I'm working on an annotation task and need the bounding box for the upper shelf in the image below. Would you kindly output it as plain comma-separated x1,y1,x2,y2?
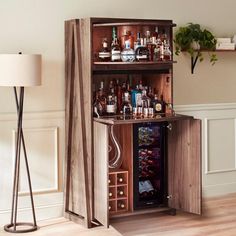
93,22,176,27
93,113,193,125
92,61,177,72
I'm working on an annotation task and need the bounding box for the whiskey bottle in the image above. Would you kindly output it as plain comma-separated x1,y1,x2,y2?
116,79,122,114
152,26,159,44
135,37,149,61
121,30,134,49
152,94,164,113
163,40,172,60
106,94,116,115
111,27,121,62
98,38,111,61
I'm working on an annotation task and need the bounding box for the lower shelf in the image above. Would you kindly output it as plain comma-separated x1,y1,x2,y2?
109,206,170,219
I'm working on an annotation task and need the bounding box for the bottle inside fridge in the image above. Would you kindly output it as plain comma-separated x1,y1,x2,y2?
133,122,166,209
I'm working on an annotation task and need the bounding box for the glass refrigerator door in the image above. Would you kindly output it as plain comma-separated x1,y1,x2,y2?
134,123,165,209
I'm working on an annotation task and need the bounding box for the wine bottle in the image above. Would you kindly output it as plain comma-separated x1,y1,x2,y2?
109,192,113,198
118,202,125,209
118,190,124,196
118,177,123,183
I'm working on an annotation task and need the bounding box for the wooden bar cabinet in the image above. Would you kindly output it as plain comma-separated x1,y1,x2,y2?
64,17,201,228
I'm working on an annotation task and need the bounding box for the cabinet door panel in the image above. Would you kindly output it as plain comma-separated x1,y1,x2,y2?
94,121,109,227
168,119,201,214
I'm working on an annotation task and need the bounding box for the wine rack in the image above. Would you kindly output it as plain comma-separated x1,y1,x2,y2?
108,170,129,214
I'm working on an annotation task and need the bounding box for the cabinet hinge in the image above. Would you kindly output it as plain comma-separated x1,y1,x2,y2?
167,123,172,131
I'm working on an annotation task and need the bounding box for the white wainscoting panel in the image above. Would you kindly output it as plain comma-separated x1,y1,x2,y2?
175,103,236,197
0,111,65,226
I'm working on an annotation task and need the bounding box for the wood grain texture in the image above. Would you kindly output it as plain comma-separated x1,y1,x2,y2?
2,194,235,236
80,18,94,223
168,119,201,214
93,121,109,228
64,19,91,227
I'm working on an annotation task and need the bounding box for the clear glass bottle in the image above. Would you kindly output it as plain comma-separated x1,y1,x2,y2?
98,38,111,61
121,91,132,115
134,32,141,51
93,92,103,117
141,89,151,108
121,40,135,62
152,26,159,44
106,94,116,115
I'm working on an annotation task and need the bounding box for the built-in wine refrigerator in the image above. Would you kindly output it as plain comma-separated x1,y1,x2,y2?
133,122,166,209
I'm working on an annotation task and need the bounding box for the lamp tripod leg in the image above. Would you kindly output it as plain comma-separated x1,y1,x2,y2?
4,87,38,233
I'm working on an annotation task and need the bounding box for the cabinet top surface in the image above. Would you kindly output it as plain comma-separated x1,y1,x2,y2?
94,113,193,125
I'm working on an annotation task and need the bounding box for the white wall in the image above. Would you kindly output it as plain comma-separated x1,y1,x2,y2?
1,0,236,224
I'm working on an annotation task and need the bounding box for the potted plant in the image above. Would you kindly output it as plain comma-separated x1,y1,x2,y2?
174,23,217,68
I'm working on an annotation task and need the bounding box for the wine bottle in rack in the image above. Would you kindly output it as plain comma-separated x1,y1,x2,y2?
109,192,113,198
118,202,126,209
118,190,124,196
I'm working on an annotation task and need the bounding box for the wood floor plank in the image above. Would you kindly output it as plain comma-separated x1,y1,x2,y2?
1,193,236,236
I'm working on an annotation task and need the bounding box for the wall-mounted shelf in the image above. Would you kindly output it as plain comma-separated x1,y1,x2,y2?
190,49,236,74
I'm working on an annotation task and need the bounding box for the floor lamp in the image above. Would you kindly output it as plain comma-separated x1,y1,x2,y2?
0,54,42,233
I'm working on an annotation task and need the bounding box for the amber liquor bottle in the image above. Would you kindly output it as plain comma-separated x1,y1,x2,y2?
98,38,111,61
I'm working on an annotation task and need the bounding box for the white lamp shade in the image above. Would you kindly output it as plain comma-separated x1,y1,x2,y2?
0,54,42,87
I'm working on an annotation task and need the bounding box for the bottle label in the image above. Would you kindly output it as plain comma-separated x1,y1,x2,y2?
111,51,121,61
136,93,142,107
136,55,148,59
144,180,154,192
155,103,162,112
139,181,146,194
99,52,111,59
106,104,115,113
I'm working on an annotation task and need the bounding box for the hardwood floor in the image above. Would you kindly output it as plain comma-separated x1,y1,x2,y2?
1,193,236,236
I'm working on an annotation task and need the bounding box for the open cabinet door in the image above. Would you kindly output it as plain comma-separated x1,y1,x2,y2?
64,19,91,227
168,119,201,214
93,121,109,227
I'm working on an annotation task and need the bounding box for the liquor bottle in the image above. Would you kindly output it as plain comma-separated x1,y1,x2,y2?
111,27,121,62
152,26,159,44
161,29,168,42
135,36,149,61
153,38,162,61
117,202,125,209
116,79,122,114
145,30,151,44
134,32,142,51
163,40,172,60
98,38,111,61
106,94,116,115
98,81,107,114
141,89,151,108
131,85,141,108
121,91,132,115
121,40,135,62
93,92,103,117
152,94,163,113
147,86,155,101
121,30,134,49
